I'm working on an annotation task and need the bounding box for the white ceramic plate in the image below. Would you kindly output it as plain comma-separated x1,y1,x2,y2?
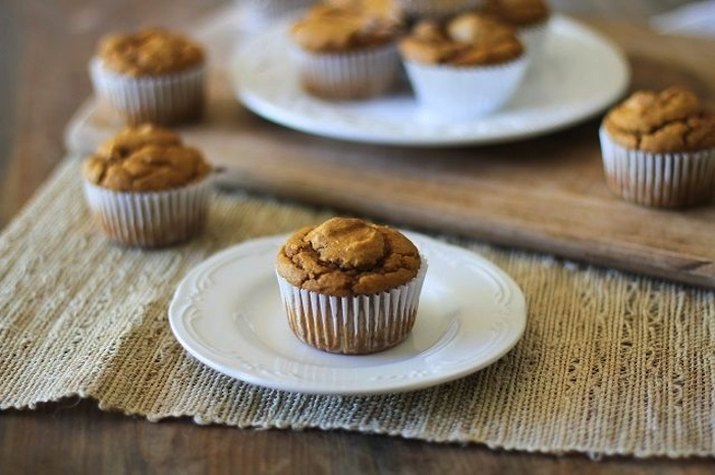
232,15,630,147
169,233,527,395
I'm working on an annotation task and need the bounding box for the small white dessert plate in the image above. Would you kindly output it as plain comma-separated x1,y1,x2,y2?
232,15,630,147
169,233,527,395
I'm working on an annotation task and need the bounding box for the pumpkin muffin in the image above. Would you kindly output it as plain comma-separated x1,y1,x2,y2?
82,124,213,247
486,0,551,57
399,13,527,118
290,1,404,100
600,87,715,207
276,217,427,355
90,28,206,125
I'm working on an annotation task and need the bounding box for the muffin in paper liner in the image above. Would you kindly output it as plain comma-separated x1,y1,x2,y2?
89,58,205,125
599,127,715,208
82,176,213,248
397,0,483,19
276,259,428,355
292,43,402,100
403,55,528,119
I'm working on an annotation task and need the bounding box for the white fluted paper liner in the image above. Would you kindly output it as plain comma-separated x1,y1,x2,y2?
396,0,482,19
89,58,205,125
404,56,528,119
519,19,550,63
599,127,715,208
83,177,212,247
291,43,401,100
277,259,428,355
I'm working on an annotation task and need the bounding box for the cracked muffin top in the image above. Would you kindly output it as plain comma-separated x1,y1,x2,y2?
277,218,421,297
82,124,211,192
485,0,550,27
604,87,715,153
399,13,523,66
291,0,403,53
98,27,205,76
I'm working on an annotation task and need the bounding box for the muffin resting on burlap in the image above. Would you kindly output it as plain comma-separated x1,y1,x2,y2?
82,124,213,247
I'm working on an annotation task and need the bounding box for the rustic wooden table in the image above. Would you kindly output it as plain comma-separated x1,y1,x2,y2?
2,0,714,473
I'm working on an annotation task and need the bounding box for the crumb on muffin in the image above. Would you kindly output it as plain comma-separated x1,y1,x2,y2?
604,87,715,153
83,124,211,192
98,27,205,76
399,13,523,65
277,217,421,297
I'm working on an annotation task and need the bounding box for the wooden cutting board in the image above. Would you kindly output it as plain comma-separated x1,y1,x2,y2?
66,14,715,288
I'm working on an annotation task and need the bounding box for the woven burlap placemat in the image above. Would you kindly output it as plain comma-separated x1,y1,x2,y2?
1,158,714,458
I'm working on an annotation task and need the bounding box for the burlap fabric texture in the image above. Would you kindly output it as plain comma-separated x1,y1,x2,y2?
1,159,714,459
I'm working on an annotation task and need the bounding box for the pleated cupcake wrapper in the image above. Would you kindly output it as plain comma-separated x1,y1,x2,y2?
89,58,205,125
404,56,528,120
291,43,401,100
396,0,483,19
519,19,550,64
276,259,428,355
83,177,212,247
599,128,715,208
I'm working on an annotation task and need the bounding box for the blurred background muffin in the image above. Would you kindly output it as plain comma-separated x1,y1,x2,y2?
600,87,715,208
290,0,404,100
90,28,206,125
399,13,527,118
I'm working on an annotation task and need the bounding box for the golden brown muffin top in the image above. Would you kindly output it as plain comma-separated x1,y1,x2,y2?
277,218,421,297
291,1,403,53
83,124,211,192
604,87,715,153
485,0,550,27
98,28,205,76
399,13,523,65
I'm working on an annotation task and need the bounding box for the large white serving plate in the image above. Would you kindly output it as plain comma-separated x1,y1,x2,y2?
232,14,630,147
169,233,527,395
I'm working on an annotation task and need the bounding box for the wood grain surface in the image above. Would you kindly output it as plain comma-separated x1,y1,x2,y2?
3,399,715,474
2,0,714,473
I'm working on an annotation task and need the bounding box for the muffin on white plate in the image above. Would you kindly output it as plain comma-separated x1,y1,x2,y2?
82,124,213,247
90,28,206,125
399,13,527,119
600,87,715,208
275,217,427,355
290,0,404,100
